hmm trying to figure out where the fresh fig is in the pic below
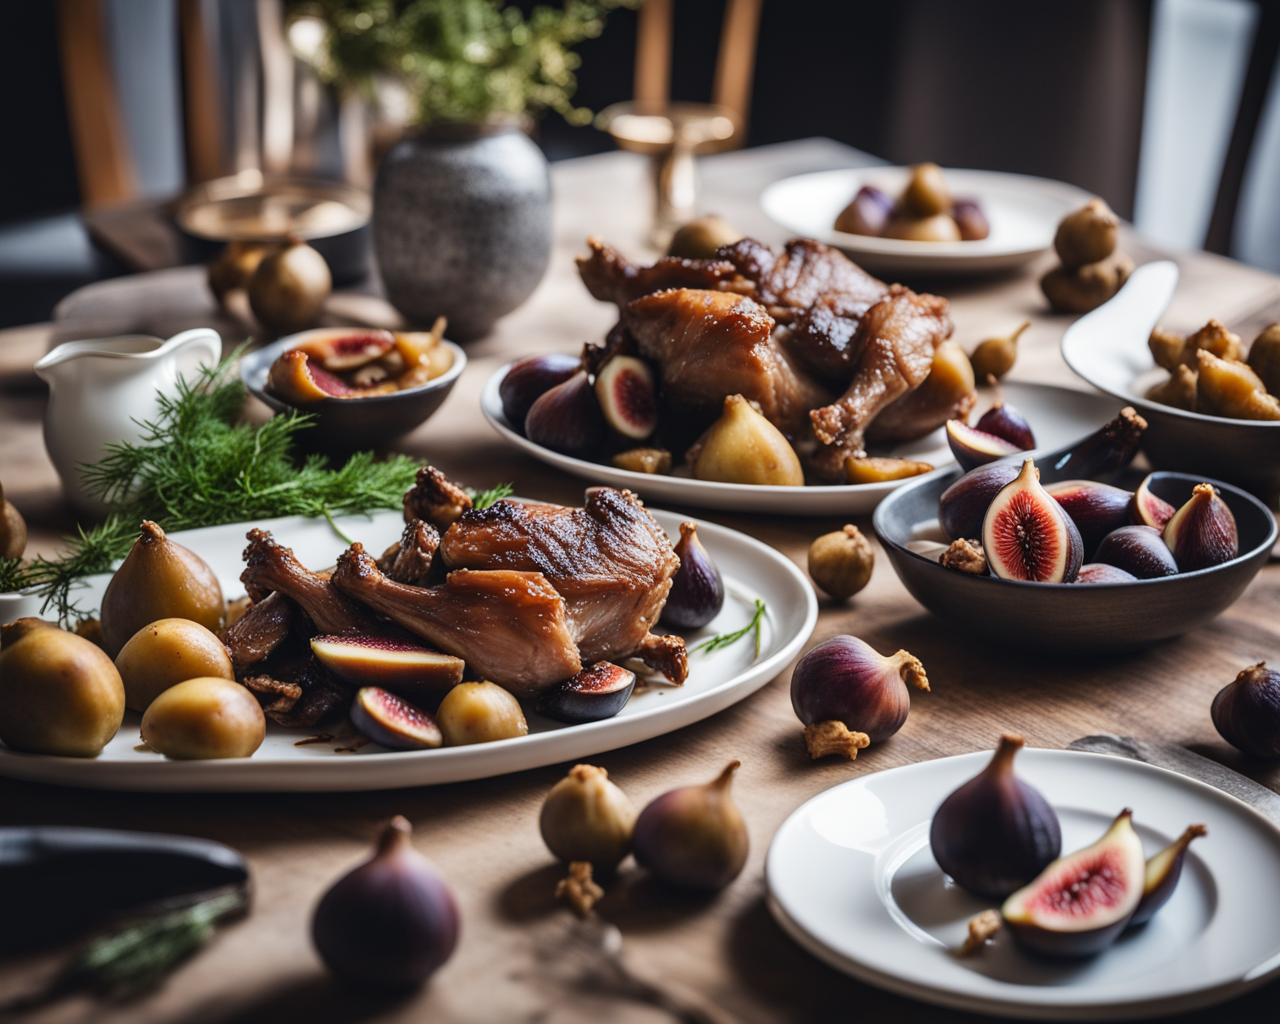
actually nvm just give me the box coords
[594,355,657,440]
[499,353,581,430]
[1130,474,1176,529]
[1093,525,1178,579]
[833,185,894,236]
[969,321,1028,381]
[349,687,443,750]
[946,420,1022,472]
[692,394,804,486]
[1044,480,1133,556]
[975,402,1036,450]
[291,329,395,372]
[539,763,638,869]
[791,636,929,759]
[667,215,744,259]
[938,461,1022,541]
[929,734,1061,900]
[660,521,725,630]
[843,456,935,484]
[0,479,27,560]
[524,371,606,459]
[436,681,527,746]
[1130,824,1207,927]
[207,241,269,302]
[1075,563,1138,584]
[1162,483,1238,572]
[982,458,1083,583]
[534,662,636,724]
[1001,810,1147,957]
[310,634,464,696]
[952,198,990,241]
[1052,406,1146,480]
[267,349,359,404]
[807,524,874,601]
[632,760,749,891]
[1211,662,1280,758]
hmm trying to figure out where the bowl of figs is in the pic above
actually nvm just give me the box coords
[872,408,1278,655]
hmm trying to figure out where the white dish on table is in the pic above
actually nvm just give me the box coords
[760,167,1092,276]
[482,366,1125,516]
[0,508,815,793]
[767,747,1280,1020]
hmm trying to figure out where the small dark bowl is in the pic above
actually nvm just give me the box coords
[873,460,1277,656]
[241,331,466,456]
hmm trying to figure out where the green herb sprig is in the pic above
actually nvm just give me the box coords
[691,599,767,660]
[25,354,421,622]
[469,482,514,509]
[0,556,33,594]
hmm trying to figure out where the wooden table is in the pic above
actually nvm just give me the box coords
[2,139,1280,1024]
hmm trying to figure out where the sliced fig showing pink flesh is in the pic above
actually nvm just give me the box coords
[1130,474,1176,529]
[534,662,636,724]
[946,420,1022,472]
[1001,809,1147,957]
[1075,563,1138,584]
[1093,525,1178,579]
[1162,483,1239,572]
[293,329,396,371]
[594,356,657,440]
[311,634,464,694]
[975,402,1036,450]
[981,458,1083,583]
[1129,824,1206,927]
[938,461,1022,541]
[1044,480,1133,556]
[267,350,358,404]
[349,686,443,750]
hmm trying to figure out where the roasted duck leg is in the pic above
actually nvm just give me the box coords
[377,519,440,587]
[576,236,750,307]
[241,529,381,635]
[331,545,582,696]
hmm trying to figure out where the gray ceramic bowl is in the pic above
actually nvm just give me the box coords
[873,460,1277,656]
[241,330,466,456]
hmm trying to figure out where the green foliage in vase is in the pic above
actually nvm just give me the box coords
[287,0,637,126]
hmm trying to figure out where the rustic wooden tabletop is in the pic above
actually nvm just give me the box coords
[2,139,1279,1024]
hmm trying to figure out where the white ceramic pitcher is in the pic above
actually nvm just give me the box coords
[34,328,222,517]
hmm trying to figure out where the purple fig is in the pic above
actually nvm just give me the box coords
[534,662,636,724]
[946,419,1022,472]
[834,185,895,236]
[632,761,748,891]
[952,198,990,241]
[982,458,1083,583]
[661,521,725,629]
[349,687,442,750]
[976,402,1035,449]
[500,353,581,430]
[1130,474,1176,529]
[1211,662,1280,758]
[1075,563,1138,584]
[524,370,606,459]
[1093,525,1178,579]
[1044,479,1133,556]
[938,460,1022,541]
[1162,483,1238,572]
[594,355,658,440]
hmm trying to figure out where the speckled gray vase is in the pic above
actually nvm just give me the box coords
[373,123,552,340]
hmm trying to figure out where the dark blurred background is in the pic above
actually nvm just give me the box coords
[1,0,1277,327]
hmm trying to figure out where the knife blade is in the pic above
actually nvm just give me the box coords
[1068,733,1280,827]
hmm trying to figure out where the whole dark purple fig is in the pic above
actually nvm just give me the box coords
[834,185,894,236]
[499,353,581,430]
[660,521,725,630]
[1211,662,1280,758]
[524,371,606,459]
[312,816,459,989]
[930,734,1061,900]
[1045,479,1133,556]
[632,761,748,891]
[1093,525,1178,579]
[1162,483,1238,572]
[938,460,1022,541]
[1075,563,1138,584]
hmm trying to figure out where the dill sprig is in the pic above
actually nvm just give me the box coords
[469,482,514,510]
[691,599,767,660]
[26,354,421,622]
[0,556,34,593]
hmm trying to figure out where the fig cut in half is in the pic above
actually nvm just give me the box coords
[594,356,658,440]
[946,420,1022,472]
[534,662,636,724]
[311,635,464,695]
[981,458,1083,583]
[349,687,443,750]
[1130,474,1175,530]
[1130,824,1206,927]
[1001,809,1147,957]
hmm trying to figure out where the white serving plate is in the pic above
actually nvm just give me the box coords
[482,367,1124,515]
[0,508,816,792]
[767,748,1280,1020]
[760,167,1093,276]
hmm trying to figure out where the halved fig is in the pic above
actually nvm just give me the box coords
[1001,810,1147,957]
[1093,526,1178,579]
[534,662,636,724]
[594,356,657,440]
[937,461,1022,541]
[311,634,464,695]
[981,458,1083,583]
[525,371,606,458]
[349,686,443,750]
[1130,474,1175,530]
[499,353,581,430]
[975,402,1035,450]
[1129,824,1207,927]
[946,420,1022,472]
[1045,480,1133,556]
[1162,483,1239,572]
[292,329,396,371]
[1075,563,1138,584]
[267,349,358,404]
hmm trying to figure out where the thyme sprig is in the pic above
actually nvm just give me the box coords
[691,599,767,660]
[25,354,421,622]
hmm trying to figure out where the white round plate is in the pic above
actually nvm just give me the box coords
[760,167,1093,276]
[767,748,1280,1020]
[482,367,1124,516]
[0,508,816,792]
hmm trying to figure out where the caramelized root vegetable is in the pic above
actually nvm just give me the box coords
[115,618,235,712]
[1146,364,1198,411]
[1053,199,1119,269]
[884,214,962,242]
[667,216,744,259]
[1247,323,1280,395]
[436,681,528,746]
[611,448,672,474]
[0,479,27,559]
[141,676,265,759]
[844,456,934,484]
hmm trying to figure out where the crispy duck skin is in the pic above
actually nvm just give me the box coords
[403,465,473,530]
[439,487,686,680]
[723,238,888,324]
[808,286,953,478]
[331,544,582,695]
[241,529,381,635]
[220,591,298,673]
[576,236,751,307]
[622,289,832,439]
[243,655,352,728]
[377,519,440,587]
